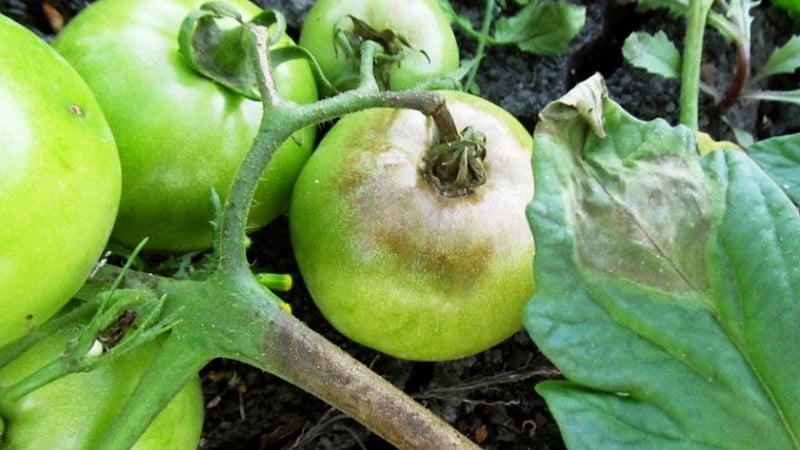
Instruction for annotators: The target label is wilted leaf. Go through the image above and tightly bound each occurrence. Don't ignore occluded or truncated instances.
[525,74,800,449]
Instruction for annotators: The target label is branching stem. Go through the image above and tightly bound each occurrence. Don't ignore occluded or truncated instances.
[217,25,461,276]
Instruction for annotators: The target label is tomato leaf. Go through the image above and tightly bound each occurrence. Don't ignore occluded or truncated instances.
[178,6,260,99]
[754,35,800,80]
[178,4,289,100]
[524,74,800,449]
[622,31,681,79]
[493,1,585,55]
[726,0,758,44]
[748,133,800,204]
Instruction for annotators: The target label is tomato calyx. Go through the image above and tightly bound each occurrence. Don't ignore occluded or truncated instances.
[422,126,489,197]
[333,15,430,90]
[97,309,138,351]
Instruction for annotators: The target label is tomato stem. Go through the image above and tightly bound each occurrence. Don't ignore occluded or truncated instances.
[679,0,713,131]
[464,0,496,92]
[245,23,282,107]
[355,40,382,91]
[716,40,750,112]
[0,298,99,370]
[216,26,462,277]
[95,314,209,450]
[262,300,481,449]
[0,358,73,405]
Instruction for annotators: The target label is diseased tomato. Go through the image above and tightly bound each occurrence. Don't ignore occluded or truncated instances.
[299,0,460,91]
[289,90,535,361]
[0,14,120,348]
[52,0,319,252]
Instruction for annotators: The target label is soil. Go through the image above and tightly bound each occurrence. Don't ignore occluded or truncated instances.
[2,0,797,449]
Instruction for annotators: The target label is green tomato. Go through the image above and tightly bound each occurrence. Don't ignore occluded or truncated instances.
[0,324,203,449]
[0,15,121,348]
[53,0,319,252]
[299,0,460,91]
[289,91,535,361]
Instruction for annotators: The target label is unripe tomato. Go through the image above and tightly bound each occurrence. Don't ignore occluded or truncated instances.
[299,0,460,91]
[290,91,535,361]
[0,324,203,449]
[52,0,319,252]
[0,14,121,348]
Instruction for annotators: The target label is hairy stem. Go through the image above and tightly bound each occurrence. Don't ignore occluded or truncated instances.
[91,268,479,449]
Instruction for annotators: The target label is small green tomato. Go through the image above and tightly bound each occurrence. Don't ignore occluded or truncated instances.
[299,0,460,91]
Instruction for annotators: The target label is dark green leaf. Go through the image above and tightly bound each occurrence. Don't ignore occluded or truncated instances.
[493,1,585,55]
[748,133,800,204]
[525,74,800,449]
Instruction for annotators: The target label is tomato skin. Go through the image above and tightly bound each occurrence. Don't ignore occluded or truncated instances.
[0,324,203,449]
[0,15,121,348]
[299,0,460,91]
[52,0,319,252]
[289,91,535,361]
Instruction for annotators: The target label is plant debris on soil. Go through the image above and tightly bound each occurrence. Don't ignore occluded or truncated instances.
[2,0,798,448]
